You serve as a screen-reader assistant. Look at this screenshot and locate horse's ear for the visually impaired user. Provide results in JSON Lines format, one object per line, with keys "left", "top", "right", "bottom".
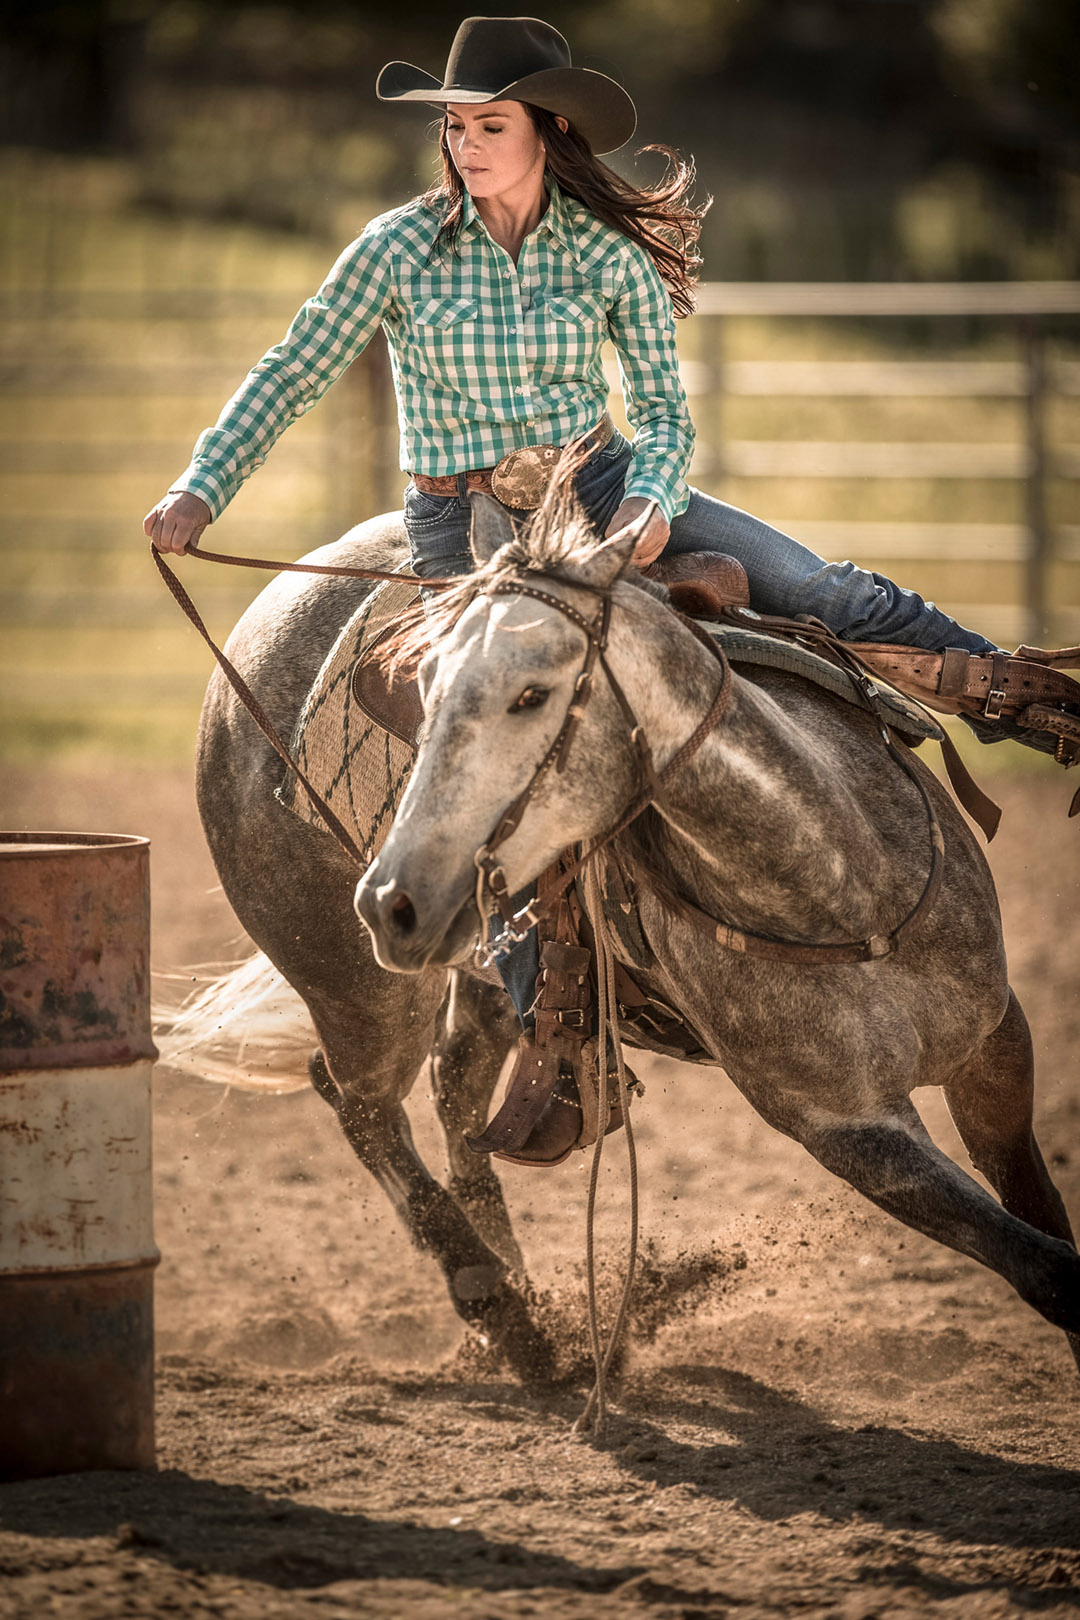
{"left": 574, "top": 526, "right": 639, "bottom": 590}
{"left": 469, "top": 492, "right": 515, "bottom": 566}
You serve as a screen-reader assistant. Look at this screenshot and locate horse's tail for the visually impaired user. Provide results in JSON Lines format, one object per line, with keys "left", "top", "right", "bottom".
{"left": 153, "top": 953, "right": 315, "bottom": 1093}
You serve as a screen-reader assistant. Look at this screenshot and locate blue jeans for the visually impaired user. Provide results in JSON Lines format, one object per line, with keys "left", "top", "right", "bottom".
{"left": 404, "top": 433, "right": 998, "bottom": 1024}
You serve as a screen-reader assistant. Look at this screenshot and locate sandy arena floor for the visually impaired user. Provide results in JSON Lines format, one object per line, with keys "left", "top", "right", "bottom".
{"left": 1, "top": 764, "right": 1078, "bottom": 1619}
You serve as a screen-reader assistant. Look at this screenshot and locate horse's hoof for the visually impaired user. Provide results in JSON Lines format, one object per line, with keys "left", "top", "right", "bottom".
{"left": 474, "top": 1283, "right": 556, "bottom": 1384}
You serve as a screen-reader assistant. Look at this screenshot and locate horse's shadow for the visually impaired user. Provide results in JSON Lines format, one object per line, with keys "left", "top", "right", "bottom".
{"left": 0, "top": 1467, "right": 639, "bottom": 1594}
{"left": 604, "top": 1364, "right": 1079, "bottom": 1552}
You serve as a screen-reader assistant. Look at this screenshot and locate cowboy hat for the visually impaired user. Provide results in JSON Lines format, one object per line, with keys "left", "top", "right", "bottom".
{"left": 376, "top": 16, "right": 636, "bottom": 155}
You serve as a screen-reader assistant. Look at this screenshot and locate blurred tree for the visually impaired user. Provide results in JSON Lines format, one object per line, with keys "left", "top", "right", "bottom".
{"left": 0, "top": 0, "right": 1075, "bottom": 277}
{"left": 934, "top": 0, "right": 1078, "bottom": 134}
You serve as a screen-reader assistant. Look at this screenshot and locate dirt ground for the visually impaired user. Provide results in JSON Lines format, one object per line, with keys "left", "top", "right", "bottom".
{"left": 1, "top": 763, "right": 1079, "bottom": 1620}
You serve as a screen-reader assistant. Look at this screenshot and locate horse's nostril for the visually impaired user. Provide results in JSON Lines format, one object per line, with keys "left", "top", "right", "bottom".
{"left": 389, "top": 891, "right": 417, "bottom": 934}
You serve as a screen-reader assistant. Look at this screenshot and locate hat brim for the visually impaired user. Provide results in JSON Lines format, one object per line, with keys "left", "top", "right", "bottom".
{"left": 376, "top": 61, "right": 636, "bottom": 154}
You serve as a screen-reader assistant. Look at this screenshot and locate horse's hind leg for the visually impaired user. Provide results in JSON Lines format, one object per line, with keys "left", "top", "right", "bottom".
{"left": 430, "top": 973, "right": 522, "bottom": 1271}
{"left": 788, "top": 1092, "right": 1080, "bottom": 1347}
{"left": 942, "top": 988, "right": 1079, "bottom": 1368}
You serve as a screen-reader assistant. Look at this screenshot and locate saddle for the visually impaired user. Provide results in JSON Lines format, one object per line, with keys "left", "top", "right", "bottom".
{"left": 350, "top": 550, "right": 1080, "bottom": 1169}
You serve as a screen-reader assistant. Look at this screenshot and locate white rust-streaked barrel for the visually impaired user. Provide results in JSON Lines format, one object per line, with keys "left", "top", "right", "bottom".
{"left": 0, "top": 832, "right": 158, "bottom": 1479}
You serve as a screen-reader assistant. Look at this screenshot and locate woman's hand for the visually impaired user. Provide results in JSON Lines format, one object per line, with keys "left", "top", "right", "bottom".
{"left": 143, "top": 490, "right": 212, "bottom": 555}
{"left": 605, "top": 497, "right": 669, "bottom": 566}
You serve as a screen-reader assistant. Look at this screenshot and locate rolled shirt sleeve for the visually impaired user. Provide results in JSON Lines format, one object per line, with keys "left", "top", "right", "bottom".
{"left": 606, "top": 243, "right": 694, "bottom": 524}
{"left": 169, "top": 219, "right": 394, "bottom": 520}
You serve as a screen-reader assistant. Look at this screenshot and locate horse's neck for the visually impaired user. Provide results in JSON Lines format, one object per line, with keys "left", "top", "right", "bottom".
{"left": 627, "top": 643, "right": 896, "bottom": 940}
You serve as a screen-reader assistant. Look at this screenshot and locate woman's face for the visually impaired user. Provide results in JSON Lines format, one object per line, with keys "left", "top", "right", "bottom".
{"left": 444, "top": 101, "right": 546, "bottom": 203}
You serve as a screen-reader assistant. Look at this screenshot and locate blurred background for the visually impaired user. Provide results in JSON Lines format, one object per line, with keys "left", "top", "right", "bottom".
{"left": 1, "top": 0, "right": 1078, "bottom": 766}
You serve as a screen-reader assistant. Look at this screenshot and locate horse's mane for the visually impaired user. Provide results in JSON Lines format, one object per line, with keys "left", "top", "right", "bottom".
{"left": 383, "top": 447, "right": 666, "bottom": 676}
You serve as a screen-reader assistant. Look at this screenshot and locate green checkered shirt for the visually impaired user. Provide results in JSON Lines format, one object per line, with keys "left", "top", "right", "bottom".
{"left": 172, "top": 179, "right": 694, "bottom": 524}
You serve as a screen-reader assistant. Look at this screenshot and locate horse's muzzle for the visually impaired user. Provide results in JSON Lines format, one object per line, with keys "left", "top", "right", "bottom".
{"left": 353, "top": 867, "right": 476, "bottom": 972}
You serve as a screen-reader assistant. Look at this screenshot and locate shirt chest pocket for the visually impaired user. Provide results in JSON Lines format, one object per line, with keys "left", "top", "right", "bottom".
{"left": 543, "top": 293, "right": 605, "bottom": 331}
{"left": 412, "top": 296, "right": 480, "bottom": 380}
{"left": 532, "top": 292, "right": 606, "bottom": 379}
{"left": 415, "top": 295, "right": 478, "bottom": 329}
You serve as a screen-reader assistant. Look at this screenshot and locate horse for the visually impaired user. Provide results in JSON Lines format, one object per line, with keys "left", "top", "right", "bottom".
{"left": 194, "top": 494, "right": 1080, "bottom": 1383}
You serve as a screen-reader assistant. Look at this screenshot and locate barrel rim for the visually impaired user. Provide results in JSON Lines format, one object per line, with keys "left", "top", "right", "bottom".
{"left": 0, "top": 831, "right": 150, "bottom": 855}
{"left": 0, "top": 1253, "right": 161, "bottom": 1281}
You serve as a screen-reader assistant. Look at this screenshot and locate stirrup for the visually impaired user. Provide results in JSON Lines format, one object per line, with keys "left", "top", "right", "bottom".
{"left": 486, "top": 1039, "right": 640, "bottom": 1169}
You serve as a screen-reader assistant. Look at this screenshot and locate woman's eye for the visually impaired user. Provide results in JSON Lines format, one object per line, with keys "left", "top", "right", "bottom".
{"left": 509, "top": 686, "right": 550, "bottom": 713}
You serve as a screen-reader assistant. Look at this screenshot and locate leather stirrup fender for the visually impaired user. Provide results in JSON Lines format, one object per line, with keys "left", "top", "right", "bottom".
{"left": 352, "top": 618, "right": 426, "bottom": 749}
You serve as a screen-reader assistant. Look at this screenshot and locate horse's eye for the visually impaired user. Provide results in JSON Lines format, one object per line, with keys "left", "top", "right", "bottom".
{"left": 508, "top": 685, "right": 550, "bottom": 713}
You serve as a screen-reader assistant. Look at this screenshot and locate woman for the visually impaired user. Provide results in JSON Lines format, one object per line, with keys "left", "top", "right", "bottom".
{"left": 145, "top": 16, "right": 1061, "bottom": 1034}
{"left": 146, "top": 15, "right": 1007, "bottom": 660}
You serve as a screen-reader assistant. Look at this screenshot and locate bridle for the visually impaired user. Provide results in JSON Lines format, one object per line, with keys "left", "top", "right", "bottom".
{"left": 465, "top": 566, "right": 947, "bottom": 968}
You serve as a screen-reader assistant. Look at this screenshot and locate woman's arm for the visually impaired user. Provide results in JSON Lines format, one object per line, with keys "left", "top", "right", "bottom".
{"left": 145, "top": 217, "right": 396, "bottom": 553}
{"left": 605, "top": 240, "right": 695, "bottom": 560}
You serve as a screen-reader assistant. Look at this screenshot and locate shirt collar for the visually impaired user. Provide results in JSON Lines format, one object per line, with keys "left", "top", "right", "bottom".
{"left": 536, "top": 177, "right": 586, "bottom": 267}
{"left": 444, "top": 176, "right": 588, "bottom": 268}
{"left": 459, "top": 186, "right": 483, "bottom": 237}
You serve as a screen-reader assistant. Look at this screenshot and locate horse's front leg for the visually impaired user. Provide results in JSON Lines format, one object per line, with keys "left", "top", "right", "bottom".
{"left": 775, "top": 1086, "right": 1080, "bottom": 1354}
{"left": 430, "top": 972, "right": 523, "bottom": 1271}
{"left": 306, "top": 974, "right": 553, "bottom": 1380}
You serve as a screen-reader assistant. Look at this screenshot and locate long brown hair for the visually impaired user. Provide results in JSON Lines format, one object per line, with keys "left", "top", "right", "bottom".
{"left": 423, "top": 106, "right": 710, "bottom": 318}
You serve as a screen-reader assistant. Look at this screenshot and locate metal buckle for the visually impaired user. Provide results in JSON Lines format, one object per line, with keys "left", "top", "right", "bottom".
{"left": 555, "top": 1008, "right": 587, "bottom": 1028}
{"left": 490, "top": 444, "right": 562, "bottom": 510}
{"left": 983, "top": 687, "right": 1007, "bottom": 719}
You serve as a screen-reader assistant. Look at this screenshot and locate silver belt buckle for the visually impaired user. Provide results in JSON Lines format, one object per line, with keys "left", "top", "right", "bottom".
{"left": 490, "top": 444, "right": 561, "bottom": 510}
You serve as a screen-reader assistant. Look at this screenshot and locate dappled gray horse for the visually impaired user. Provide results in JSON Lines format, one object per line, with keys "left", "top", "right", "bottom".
{"left": 199, "top": 499, "right": 1079, "bottom": 1379}
{"left": 355, "top": 494, "right": 1080, "bottom": 1369}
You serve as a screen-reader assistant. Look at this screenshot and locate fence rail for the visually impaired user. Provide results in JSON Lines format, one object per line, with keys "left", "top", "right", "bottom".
{"left": 2, "top": 281, "right": 1078, "bottom": 656}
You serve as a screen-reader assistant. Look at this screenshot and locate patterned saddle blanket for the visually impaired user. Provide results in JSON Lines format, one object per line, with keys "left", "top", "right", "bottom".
{"left": 276, "top": 574, "right": 419, "bottom": 861}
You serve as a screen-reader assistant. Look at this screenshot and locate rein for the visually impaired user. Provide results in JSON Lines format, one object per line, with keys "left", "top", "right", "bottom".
{"left": 151, "top": 540, "right": 461, "bottom": 865}
{"left": 171, "top": 538, "right": 457, "bottom": 590}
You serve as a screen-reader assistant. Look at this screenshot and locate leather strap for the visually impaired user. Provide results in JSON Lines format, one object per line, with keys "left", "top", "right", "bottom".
{"left": 466, "top": 856, "right": 594, "bottom": 1162}
{"left": 152, "top": 545, "right": 369, "bottom": 865}
{"left": 842, "top": 643, "right": 1080, "bottom": 720}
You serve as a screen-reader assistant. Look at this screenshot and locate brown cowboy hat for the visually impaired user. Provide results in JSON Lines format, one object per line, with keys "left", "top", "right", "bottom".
{"left": 376, "top": 16, "right": 636, "bottom": 155}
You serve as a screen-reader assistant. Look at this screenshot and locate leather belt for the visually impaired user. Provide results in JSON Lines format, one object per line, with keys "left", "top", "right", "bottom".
{"left": 410, "top": 413, "right": 615, "bottom": 511}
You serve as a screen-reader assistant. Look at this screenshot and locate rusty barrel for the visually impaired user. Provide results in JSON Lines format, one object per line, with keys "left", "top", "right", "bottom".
{"left": 0, "top": 833, "right": 158, "bottom": 1479}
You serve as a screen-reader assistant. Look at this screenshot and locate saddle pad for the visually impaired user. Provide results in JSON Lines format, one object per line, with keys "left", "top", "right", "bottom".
{"left": 276, "top": 575, "right": 419, "bottom": 861}
{"left": 708, "top": 622, "right": 943, "bottom": 745}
